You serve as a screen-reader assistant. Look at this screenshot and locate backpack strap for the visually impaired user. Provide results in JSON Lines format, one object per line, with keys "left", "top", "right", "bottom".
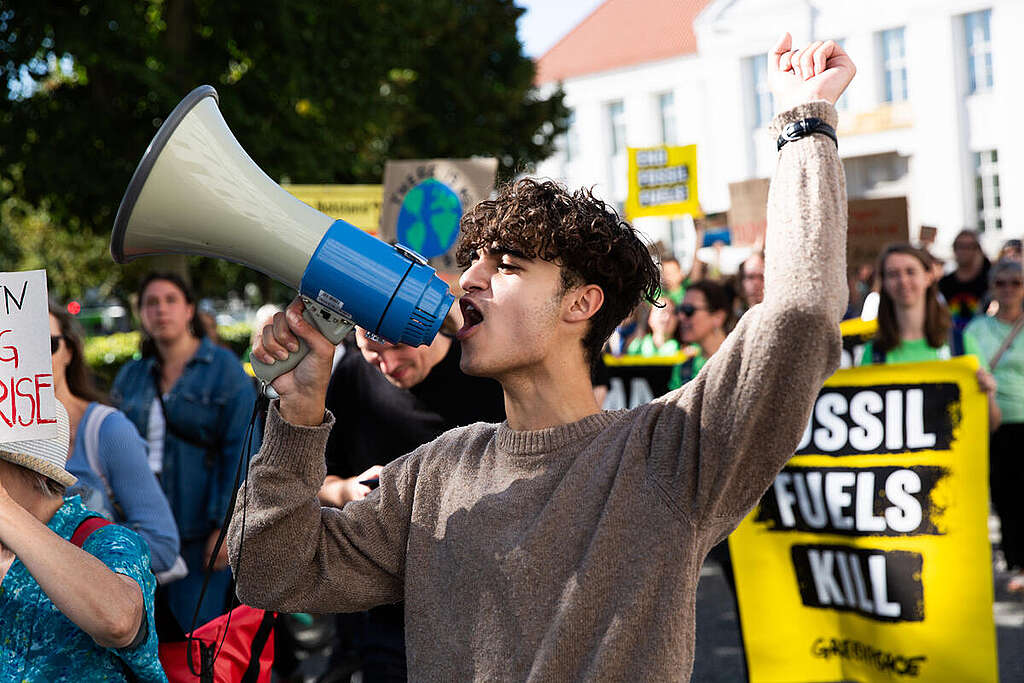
{"left": 71, "top": 516, "right": 113, "bottom": 548}
{"left": 83, "top": 404, "right": 119, "bottom": 514}
{"left": 989, "top": 315, "right": 1024, "bottom": 369}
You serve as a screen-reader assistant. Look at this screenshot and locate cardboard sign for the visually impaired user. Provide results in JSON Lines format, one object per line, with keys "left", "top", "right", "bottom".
{"left": 282, "top": 185, "right": 383, "bottom": 235}
{"left": 847, "top": 197, "right": 909, "bottom": 271}
{"left": 0, "top": 270, "right": 57, "bottom": 443}
{"left": 379, "top": 159, "right": 498, "bottom": 275}
{"left": 625, "top": 145, "right": 702, "bottom": 220}
{"left": 728, "top": 178, "right": 771, "bottom": 247}
{"left": 731, "top": 357, "right": 997, "bottom": 683}
{"left": 918, "top": 225, "right": 937, "bottom": 245}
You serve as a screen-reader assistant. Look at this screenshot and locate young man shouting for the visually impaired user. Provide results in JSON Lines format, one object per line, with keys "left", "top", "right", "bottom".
{"left": 230, "top": 34, "right": 855, "bottom": 680}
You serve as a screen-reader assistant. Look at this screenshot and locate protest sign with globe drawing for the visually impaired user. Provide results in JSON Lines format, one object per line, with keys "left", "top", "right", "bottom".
{"left": 380, "top": 159, "right": 498, "bottom": 275}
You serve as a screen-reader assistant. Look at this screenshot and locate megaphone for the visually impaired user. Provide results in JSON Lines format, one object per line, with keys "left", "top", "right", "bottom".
{"left": 111, "top": 85, "right": 454, "bottom": 385}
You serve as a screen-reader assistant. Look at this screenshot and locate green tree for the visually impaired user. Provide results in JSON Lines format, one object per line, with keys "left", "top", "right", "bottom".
{"left": 0, "top": 0, "right": 567, "bottom": 303}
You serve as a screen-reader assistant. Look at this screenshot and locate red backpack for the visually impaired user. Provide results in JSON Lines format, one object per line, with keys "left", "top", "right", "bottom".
{"left": 157, "top": 606, "right": 276, "bottom": 683}
{"left": 71, "top": 517, "right": 277, "bottom": 683}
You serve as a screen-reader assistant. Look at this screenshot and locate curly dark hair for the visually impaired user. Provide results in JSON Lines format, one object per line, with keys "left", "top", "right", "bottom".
{"left": 456, "top": 178, "right": 661, "bottom": 370}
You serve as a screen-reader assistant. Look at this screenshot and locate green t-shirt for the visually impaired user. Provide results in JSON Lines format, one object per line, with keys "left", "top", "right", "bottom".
{"left": 626, "top": 334, "right": 681, "bottom": 358}
{"left": 965, "top": 315, "right": 1024, "bottom": 423}
{"left": 858, "top": 336, "right": 983, "bottom": 367}
{"left": 668, "top": 352, "right": 707, "bottom": 390}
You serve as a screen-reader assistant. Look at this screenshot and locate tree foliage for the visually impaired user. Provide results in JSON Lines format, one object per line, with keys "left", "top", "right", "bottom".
{"left": 0, "top": 0, "right": 567, "bottom": 303}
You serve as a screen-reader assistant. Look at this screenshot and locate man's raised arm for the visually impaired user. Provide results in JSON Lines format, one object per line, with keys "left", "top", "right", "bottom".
{"left": 645, "top": 34, "right": 856, "bottom": 531}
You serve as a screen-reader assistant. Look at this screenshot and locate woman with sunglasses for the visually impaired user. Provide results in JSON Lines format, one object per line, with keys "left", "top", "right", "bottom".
{"left": 111, "top": 273, "right": 257, "bottom": 631}
{"left": 668, "top": 281, "right": 734, "bottom": 389}
{"left": 965, "top": 260, "right": 1024, "bottom": 593}
{"left": 50, "top": 304, "right": 181, "bottom": 578}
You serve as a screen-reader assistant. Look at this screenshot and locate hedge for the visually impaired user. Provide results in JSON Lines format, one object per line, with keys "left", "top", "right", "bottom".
{"left": 83, "top": 323, "right": 252, "bottom": 390}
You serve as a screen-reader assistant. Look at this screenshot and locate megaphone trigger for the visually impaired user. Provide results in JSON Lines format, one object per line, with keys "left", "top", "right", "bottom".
{"left": 249, "top": 297, "right": 354, "bottom": 386}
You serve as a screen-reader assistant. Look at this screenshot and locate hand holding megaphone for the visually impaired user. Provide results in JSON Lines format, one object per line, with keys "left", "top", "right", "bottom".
{"left": 251, "top": 298, "right": 339, "bottom": 424}
{"left": 110, "top": 85, "right": 455, "bottom": 390}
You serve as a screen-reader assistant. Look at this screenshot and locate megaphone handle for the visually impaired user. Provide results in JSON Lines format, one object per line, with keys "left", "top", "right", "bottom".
{"left": 250, "top": 300, "right": 354, "bottom": 389}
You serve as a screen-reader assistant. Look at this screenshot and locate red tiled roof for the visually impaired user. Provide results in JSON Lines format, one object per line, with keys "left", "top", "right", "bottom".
{"left": 535, "top": 0, "right": 712, "bottom": 84}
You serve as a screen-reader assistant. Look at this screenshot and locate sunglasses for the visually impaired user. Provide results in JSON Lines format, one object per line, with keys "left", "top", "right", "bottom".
{"left": 994, "top": 279, "right": 1023, "bottom": 288}
{"left": 50, "top": 335, "right": 64, "bottom": 354}
{"left": 676, "top": 303, "right": 708, "bottom": 317}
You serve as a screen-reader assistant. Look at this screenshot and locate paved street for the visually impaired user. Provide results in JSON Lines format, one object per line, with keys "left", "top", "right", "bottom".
{"left": 693, "top": 521, "right": 1024, "bottom": 682}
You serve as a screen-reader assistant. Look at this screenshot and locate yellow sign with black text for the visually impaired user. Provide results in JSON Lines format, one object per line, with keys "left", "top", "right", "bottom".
{"left": 731, "top": 357, "right": 997, "bottom": 682}
{"left": 625, "top": 145, "right": 701, "bottom": 220}
{"left": 282, "top": 185, "right": 383, "bottom": 235}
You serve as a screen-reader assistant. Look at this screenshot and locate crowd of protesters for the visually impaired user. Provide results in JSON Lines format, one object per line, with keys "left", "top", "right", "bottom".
{"left": 1, "top": 217, "right": 1020, "bottom": 682}
{"left": 606, "top": 230, "right": 1024, "bottom": 597}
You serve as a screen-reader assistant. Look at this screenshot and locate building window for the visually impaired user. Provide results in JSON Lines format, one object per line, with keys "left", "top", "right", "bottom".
{"left": 974, "top": 150, "right": 1001, "bottom": 232}
{"left": 964, "top": 10, "right": 993, "bottom": 93}
{"left": 563, "top": 109, "right": 578, "bottom": 162}
{"left": 658, "top": 92, "right": 677, "bottom": 146}
{"left": 608, "top": 100, "right": 625, "bottom": 156}
{"left": 842, "top": 153, "right": 910, "bottom": 199}
{"left": 880, "top": 27, "right": 907, "bottom": 103}
{"left": 750, "top": 53, "right": 773, "bottom": 127}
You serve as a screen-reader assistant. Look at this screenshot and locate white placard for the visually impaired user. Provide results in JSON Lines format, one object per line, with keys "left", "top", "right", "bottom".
{"left": 0, "top": 270, "right": 57, "bottom": 443}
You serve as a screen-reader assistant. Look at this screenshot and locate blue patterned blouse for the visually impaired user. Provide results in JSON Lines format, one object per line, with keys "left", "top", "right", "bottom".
{"left": 0, "top": 496, "right": 167, "bottom": 682}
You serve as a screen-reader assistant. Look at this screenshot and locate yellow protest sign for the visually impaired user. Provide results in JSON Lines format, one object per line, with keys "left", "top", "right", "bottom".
{"left": 282, "top": 185, "right": 383, "bottom": 235}
{"left": 625, "top": 145, "right": 701, "bottom": 220}
{"left": 731, "top": 357, "right": 997, "bottom": 682}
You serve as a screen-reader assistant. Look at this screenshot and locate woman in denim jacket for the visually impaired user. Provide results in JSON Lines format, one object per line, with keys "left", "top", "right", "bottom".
{"left": 112, "top": 272, "right": 259, "bottom": 631}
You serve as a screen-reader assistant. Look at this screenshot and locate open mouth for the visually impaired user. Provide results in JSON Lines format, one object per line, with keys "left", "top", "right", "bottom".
{"left": 457, "top": 298, "right": 484, "bottom": 340}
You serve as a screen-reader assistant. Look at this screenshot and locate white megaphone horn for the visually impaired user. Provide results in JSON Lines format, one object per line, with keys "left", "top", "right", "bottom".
{"left": 111, "top": 85, "right": 454, "bottom": 386}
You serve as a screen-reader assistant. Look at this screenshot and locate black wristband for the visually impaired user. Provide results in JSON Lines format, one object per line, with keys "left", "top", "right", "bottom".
{"left": 776, "top": 117, "right": 838, "bottom": 151}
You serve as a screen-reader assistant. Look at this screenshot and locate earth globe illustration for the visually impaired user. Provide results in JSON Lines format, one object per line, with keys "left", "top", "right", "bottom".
{"left": 396, "top": 178, "right": 463, "bottom": 259}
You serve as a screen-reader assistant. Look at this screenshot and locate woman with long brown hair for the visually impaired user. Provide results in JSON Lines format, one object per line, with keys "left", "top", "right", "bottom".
{"left": 51, "top": 303, "right": 180, "bottom": 576}
{"left": 860, "top": 244, "right": 1000, "bottom": 426}
{"left": 111, "top": 272, "right": 257, "bottom": 631}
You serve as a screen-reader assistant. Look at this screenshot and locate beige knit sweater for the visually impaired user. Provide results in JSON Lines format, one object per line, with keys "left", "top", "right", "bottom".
{"left": 228, "top": 101, "right": 848, "bottom": 681}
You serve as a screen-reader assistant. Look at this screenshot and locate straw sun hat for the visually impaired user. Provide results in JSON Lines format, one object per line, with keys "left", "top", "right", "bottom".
{"left": 0, "top": 400, "right": 76, "bottom": 488}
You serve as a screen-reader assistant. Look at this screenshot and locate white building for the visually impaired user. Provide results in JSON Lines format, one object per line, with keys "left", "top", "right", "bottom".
{"left": 534, "top": 0, "right": 1023, "bottom": 261}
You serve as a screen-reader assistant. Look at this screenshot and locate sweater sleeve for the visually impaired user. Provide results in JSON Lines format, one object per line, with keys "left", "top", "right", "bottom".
{"left": 100, "top": 411, "right": 181, "bottom": 573}
{"left": 227, "top": 402, "right": 414, "bottom": 614}
{"left": 643, "top": 101, "right": 847, "bottom": 544}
